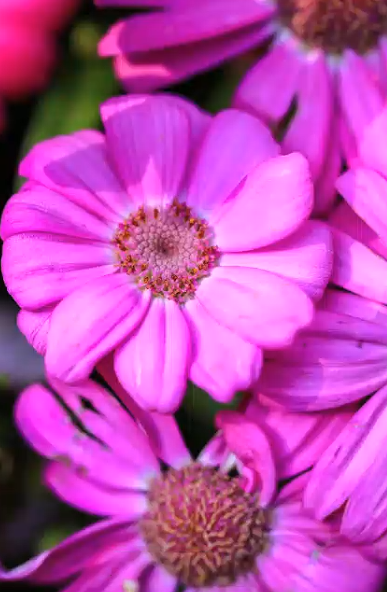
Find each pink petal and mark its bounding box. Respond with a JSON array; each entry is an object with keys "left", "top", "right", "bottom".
[
  {"left": 321, "top": 288, "right": 387, "bottom": 328},
  {"left": 113, "top": 22, "right": 274, "bottom": 93},
  {"left": 337, "top": 167, "right": 387, "bottom": 246},
  {"left": 1, "top": 184, "right": 112, "bottom": 242},
  {"left": 338, "top": 50, "right": 384, "bottom": 144},
  {"left": 235, "top": 37, "right": 302, "bottom": 121},
  {"left": 330, "top": 200, "right": 387, "bottom": 260},
  {"left": 2, "top": 233, "right": 114, "bottom": 309},
  {"left": 100, "top": 95, "right": 190, "bottom": 208},
  {"left": 16, "top": 383, "right": 158, "bottom": 490},
  {"left": 97, "top": 0, "right": 165, "bottom": 5},
  {"left": 313, "top": 118, "right": 341, "bottom": 217},
  {"left": 47, "top": 377, "right": 161, "bottom": 472},
  {"left": 45, "top": 462, "right": 148, "bottom": 517},
  {"left": 186, "top": 108, "right": 279, "bottom": 214},
  {"left": 17, "top": 307, "right": 53, "bottom": 355},
  {"left": 19, "top": 130, "right": 128, "bottom": 221},
  {"left": 216, "top": 410, "right": 276, "bottom": 506},
  {"left": 197, "top": 431, "right": 233, "bottom": 469},
  {"left": 246, "top": 395, "right": 354, "bottom": 480},
  {"left": 114, "top": 298, "right": 191, "bottom": 413},
  {"left": 45, "top": 274, "right": 150, "bottom": 382},
  {"left": 287, "top": 544, "right": 385, "bottom": 592},
  {"left": 184, "top": 298, "right": 263, "bottom": 402},
  {"left": 98, "top": 355, "right": 192, "bottom": 469},
  {"left": 65, "top": 549, "right": 152, "bottom": 592},
  {"left": 0, "top": 519, "right": 131, "bottom": 582},
  {"left": 213, "top": 154, "right": 313, "bottom": 252},
  {"left": 276, "top": 473, "right": 311, "bottom": 504},
  {"left": 282, "top": 51, "right": 333, "bottom": 181},
  {"left": 220, "top": 221, "right": 332, "bottom": 301},
  {"left": 258, "top": 335, "right": 387, "bottom": 411},
  {"left": 305, "top": 385, "right": 387, "bottom": 544},
  {"left": 142, "top": 565, "right": 177, "bottom": 592},
  {"left": 331, "top": 228, "right": 387, "bottom": 303},
  {"left": 197, "top": 266, "right": 314, "bottom": 348},
  {"left": 99, "top": 0, "right": 274, "bottom": 54},
  {"left": 358, "top": 105, "right": 387, "bottom": 172}
]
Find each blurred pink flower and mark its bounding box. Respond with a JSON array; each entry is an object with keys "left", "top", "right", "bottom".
[
  {"left": 1, "top": 94, "right": 332, "bottom": 412},
  {"left": 0, "top": 378, "right": 383, "bottom": 591},
  {"left": 0, "top": 0, "right": 79, "bottom": 117},
  {"left": 251, "top": 107, "right": 387, "bottom": 412},
  {"left": 304, "top": 384, "right": 387, "bottom": 561},
  {"left": 96, "top": 0, "right": 387, "bottom": 216}
]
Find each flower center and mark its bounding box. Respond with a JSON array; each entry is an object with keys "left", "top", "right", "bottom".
[
  {"left": 113, "top": 200, "right": 219, "bottom": 304},
  {"left": 139, "top": 463, "right": 268, "bottom": 588},
  {"left": 276, "top": 0, "right": 387, "bottom": 54}
]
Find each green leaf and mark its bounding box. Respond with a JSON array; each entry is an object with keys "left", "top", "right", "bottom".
[
  {"left": 183, "top": 382, "right": 244, "bottom": 427},
  {"left": 36, "top": 522, "right": 80, "bottom": 553}
]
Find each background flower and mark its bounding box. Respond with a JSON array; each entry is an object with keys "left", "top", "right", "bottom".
[
  {"left": 97, "top": 0, "right": 387, "bottom": 216},
  {"left": 0, "top": 0, "right": 80, "bottom": 112}
]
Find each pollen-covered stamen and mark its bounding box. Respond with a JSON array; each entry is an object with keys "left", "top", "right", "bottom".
[
  {"left": 276, "top": 0, "right": 387, "bottom": 54},
  {"left": 139, "top": 463, "right": 268, "bottom": 588},
  {"left": 113, "top": 199, "right": 219, "bottom": 303}
]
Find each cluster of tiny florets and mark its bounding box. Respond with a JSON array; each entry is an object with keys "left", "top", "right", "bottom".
[{"left": 113, "top": 199, "right": 219, "bottom": 304}]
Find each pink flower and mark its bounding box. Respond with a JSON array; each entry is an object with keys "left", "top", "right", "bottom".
[
  {"left": 1, "top": 377, "right": 383, "bottom": 591},
  {"left": 1, "top": 94, "right": 332, "bottom": 412},
  {"left": 251, "top": 107, "right": 387, "bottom": 412},
  {"left": 304, "top": 384, "right": 387, "bottom": 560},
  {"left": 0, "top": 0, "right": 80, "bottom": 117},
  {"left": 96, "top": 0, "right": 385, "bottom": 215}
]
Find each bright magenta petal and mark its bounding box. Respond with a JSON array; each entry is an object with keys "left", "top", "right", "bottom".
[
  {"left": 197, "top": 266, "right": 314, "bottom": 348},
  {"left": 331, "top": 228, "right": 387, "bottom": 304},
  {"left": 45, "top": 462, "right": 147, "bottom": 517},
  {"left": 112, "top": 23, "right": 273, "bottom": 93},
  {"left": 216, "top": 410, "right": 277, "bottom": 507},
  {"left": 186, "top": 108, "right": 279, "bottom": 214},
  {"left": 1, "top": 184, "right": 112, "bottom": 242},
  {"left": 282, "top": 51, "right": 332, "bottom": 182},
  {"left": 2, "top": 233, "right": 114, "bottom": 309},
  {"left": 337, "top": 167, "right": 387, "bottom": 246},
  {"left": 220, "top": 221, "right": 333, "bottom": 301},
  {"left": 100, "top": 95, "right": 190, "bottom": 208},
  {"left": 99, "top": 0, "right": 273, "bottom": 54},
  {"left": 17, "top": 307, "right": 53, "bottom": 355},
  {"left": 19, "top": 131, "right": 128, "bottom": 221},
  {"left": 185, "top": 298, "right": 262, "bottom": 402},
  {"left": 235, "top": 37, "right": 302, "bottom": 121},
  {"left": 213, "top": 154, "right": 313, "bottom": 252},
  {"left": 0, "top": 519, "right": 132, "bottom": 582},
  {"left": 115, "top": 299, "right": 191, "bottom": 413},
  {"left": 45, "top": 274, "right": 150, "bottom": 382}
]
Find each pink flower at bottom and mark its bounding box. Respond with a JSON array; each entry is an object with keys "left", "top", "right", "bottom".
[
  {"left": 0, "top": 378, "right": 383, "bottom": 592},
  {"left": 96, "top": 0, "right": 387, "bottom": 215},
  {"left": 1, "top": 94, "right": 332, "bottom": 412}
]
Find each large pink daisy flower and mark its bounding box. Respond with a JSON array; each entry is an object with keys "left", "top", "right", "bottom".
[
  {"left": 0, "top": 376, "right": 383, "bottom": 591},
  {"left": 1, "top": 95, "right": 332, "bottom": 412},
  {"left": 97, "top": 0, "right": 387, "bottom": 215}
]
